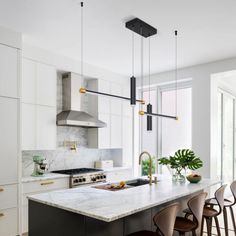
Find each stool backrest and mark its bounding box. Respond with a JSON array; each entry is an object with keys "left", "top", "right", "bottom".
[
  {"left": 153, "top": 203, "right": 179, "bottom": 236},
  {"left": 230, "top": 181, "right": 236, "bottom": 204},
  {"left": 215, "top": 184, "right": 227, "bottom": 214},
  {"left": 188, "top": 192, "right": 208, "bottom": 233}
]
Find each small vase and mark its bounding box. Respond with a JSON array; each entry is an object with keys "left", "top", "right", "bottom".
[{"left": 172, "top": 169, "right": 185, "bottom": 183}]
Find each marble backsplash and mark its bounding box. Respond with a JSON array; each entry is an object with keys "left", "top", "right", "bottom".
[
  {"left": 22, "top": 148, "right": 122, "bottom": 177},
  {"left": 22, "top": 73, "right": 123, "bottom": 176}
]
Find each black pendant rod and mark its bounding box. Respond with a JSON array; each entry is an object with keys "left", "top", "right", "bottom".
[
  {"left": 140, "top": 111, "right": 178, "bottom": 120},
  {"left": 80, "top": 88, "right": 145, "bottom": 104}
]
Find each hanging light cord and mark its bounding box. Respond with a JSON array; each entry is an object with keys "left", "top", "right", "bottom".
[
  {"left": 148, "top": 36, "right": 151, "bottom": 104},
  {"left": 175, "top": 30, "right": 178, "bottom": 118},
  {"left": 132, "top": 31, "right": 134, "bottom": 76},
  {"left": 81, "top": 2, "right": 84, "bottom": 79},
  {"left": 141, "top": 27, "right": 144, "bottom": 103}
]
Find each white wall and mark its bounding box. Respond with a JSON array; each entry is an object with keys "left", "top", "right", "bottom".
[{"left": 137, "top": 57, "right": 236, "bottom": 178}]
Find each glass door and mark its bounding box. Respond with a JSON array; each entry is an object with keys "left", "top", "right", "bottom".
[{"left": 218, "top": 90, "right": 236, "bottom": 185}]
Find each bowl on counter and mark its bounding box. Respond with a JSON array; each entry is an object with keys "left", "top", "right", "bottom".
[{"left": 186, "top": 174, "right": 202, "bottom": 183}]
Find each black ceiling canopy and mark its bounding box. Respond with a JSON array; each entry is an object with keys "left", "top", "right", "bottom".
[{"left": 126, "top": 18, "right": 157, "bottom": 38}]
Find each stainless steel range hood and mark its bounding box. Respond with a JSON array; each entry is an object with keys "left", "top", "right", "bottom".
[{"left": 57, "top": 73, "right": 106, "bottom": 128}]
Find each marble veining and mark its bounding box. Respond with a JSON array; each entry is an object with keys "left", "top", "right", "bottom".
[
  {"left": 22, "top": 173, "right": 69, "bottom": 183},
  {"left": 28, "top": 176, "right": 220, "bottom": 222}
]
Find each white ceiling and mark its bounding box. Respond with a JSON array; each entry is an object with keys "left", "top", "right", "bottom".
[{"left": 1, "top": 0, "right": 236, "bottom": 76}]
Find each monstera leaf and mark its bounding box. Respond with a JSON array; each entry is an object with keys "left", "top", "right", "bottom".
[{"left": 158, "top": 149, "right": 203, "bottom": 171}]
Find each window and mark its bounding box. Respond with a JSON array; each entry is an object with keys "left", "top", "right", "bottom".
[{"left": 140, "top": 85, "right": 192, "bottom": 176}]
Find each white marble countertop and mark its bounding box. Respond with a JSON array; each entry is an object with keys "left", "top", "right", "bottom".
[
  {"left": 28, "top": 175, "right": 219, "bottom": 222},
  {"left": 22, "top": 173, "right": 69, "bottom": 183}
]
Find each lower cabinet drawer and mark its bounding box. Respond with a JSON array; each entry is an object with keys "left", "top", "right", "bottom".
[
  {"left": 0, "top": 184, "right": 17, "bottom": 210},
  {"left": 22, "top": 177, "right": 69, "bottom": 194},
  {"left": 0, "top": 208, "right": 17, "bottom": 236}
]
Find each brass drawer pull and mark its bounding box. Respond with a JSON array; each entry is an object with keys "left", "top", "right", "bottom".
[
  {"left": 40, "top": 181, "right": 54, "bottom": 186},
  {"left": 0, "top": 188, "right": 4, "bottom": 192},
  {"left": 0, "top": 213, "right": 4, "bottom": 217}
]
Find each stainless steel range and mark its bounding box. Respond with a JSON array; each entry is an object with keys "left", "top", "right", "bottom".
[{"left": 52, "top": 168, "right": 106, "bottom": 188}]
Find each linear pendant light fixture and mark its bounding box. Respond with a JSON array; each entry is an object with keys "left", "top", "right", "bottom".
[
  {"left": 79, "top": 3, "right": 144, "bottom": 105},
  {"left": 139, "top": 30, "right": 179, "bottom": 121},
  {"left": 147, "top": 36, "right": 152, "bottom": 131}
]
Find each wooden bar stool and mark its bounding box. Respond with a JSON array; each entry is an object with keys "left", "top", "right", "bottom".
[
  {"left": 174, "top": 192, "right": 207, "bottom": 236},
  {"left": 205, "top": 181, "right": 236, "bottom": 235},
  {"left": 128, "top": 203, "right": 179, "bottom": 236},
  {"left": 184, "top": 184, "right": 227, "bottom": 236}
]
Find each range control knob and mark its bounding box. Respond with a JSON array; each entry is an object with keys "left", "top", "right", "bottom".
[
  {"left": 73, "top": 179, "right": 79, "bottom": 183},
  {"left": 82, "top": 178, "right": 86, "bottom": 182},
  {"left": 79, "top": 179, "right": 82, "bottom": 182},
  {"left": 91, "top": 177, "right": 96, "bottom": 181},
  {"left": 96, "top": 176, "right": 100, "bottom": 179},
  {"left": 103, "top": 175, "right": 106, "bottom": 179}
]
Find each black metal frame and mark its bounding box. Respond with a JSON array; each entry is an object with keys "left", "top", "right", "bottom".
[
  {"left": 126, "top": 18, "right": 157, "bottom": 38},
  {"left": 85, "top": 89, "right": 144, "bottom": 104},
  {"left": 144, "top": 111, "right": 177, "bottom": 120}
]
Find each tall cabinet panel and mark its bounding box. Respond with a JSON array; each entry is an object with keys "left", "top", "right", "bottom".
[
  {"left": 21, "top": 58, "right": 57, "bottom": 150},
  {"left": 0, "top": 27, "right": 21, "bottom": 236},
  {"left": 0, "top": 97, "right": 18, "bottom": 185},
  {"left": 0, "top": 44, "right": 19, "bottom": 98}
]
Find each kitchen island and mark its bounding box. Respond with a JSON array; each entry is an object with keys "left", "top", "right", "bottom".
[{"left": 28, "top": 176, "right": 219, "bottom": 236}]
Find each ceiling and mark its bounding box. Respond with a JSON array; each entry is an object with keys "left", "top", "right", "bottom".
[{"left": 1, "top": 0, "right": 236, "bottom": 76}]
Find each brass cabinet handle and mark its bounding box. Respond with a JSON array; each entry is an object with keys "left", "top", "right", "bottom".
[
  {"left": 0, "top": 188, "right": 4, "bottom": 192},
  {"left": 40, "top": 181, "right": 54, "bottom": 186},
  {"left": 0, "top": 213, "right": 4, "bottom": 217}
]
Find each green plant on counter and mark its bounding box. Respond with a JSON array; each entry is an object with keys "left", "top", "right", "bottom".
[
  {"left": 142, "top": 157, "right": 156, "bottom": 176},
  {"left": 158, "top": 149, "right": 203, "bottom": 174}
]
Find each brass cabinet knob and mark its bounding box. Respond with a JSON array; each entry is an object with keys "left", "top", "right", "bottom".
[
  {"left": 0, "top": 188, "right": 4, "bottom": 192},
  {"left": 0, "top": 213, "right": 4, "bottom": 217}
]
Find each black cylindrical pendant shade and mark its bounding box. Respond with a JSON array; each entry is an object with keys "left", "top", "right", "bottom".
[
  {"left": 147, "top": 103, "right": 152, "bottom": 131},
  {"left": 130, "top": 76, "right": 136, "bottom": 105}
]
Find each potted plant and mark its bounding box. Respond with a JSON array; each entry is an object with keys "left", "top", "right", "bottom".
[{"left": 158, "top": 149, "right": 203, "bottom": 182}]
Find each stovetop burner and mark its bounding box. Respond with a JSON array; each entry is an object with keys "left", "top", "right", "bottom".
[{"left": 52, "top": 168, "right": 103, "bottom": 175}]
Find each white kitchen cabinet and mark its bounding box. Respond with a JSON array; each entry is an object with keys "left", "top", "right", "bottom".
[
  {"left": 98, "top": 79, "right": 110, "bottom": 114},
  {"left": 22, "top": 58, "right": 57, "bottom": 107},
  {"left": 22, "top": 103, "right": 36, "bottom": 150},
  {"left": 22, "top": 58, "right": 36, "bottom": 104},
  {"left": 98, "top": 113, "right": 110, "bottom": 148},
  {"left": 122, "top": 116, "right": 133, "bottom": 167},
  {"left": 0, "top": 97, "right": 18, "bottom": 185},
  {"left": 36, "top": 63, "right": 56, "bottom": 107},
  {"left": 36, "top": 105, "right": 56, "bottom": 150},
  {"left": 22, "top": 104, "right": 56, "bottom": 150},
  {"left": 0, "top": 44, "right": 19, "bottom": 98},
  {"left": 110, "top": 114, "right": 122, "bottom": 148},
  {"left": 110, "top": 82, "right": 122, "bottom": 115},
  {"left": 0, "top": 208, "right": 18, "bottom": 236}
]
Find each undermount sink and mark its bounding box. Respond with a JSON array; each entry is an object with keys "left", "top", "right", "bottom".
[{"left": 126, "top": 178, "right": 151, "bottom": 187}]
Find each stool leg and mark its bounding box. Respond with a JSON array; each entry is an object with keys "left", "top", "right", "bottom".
[
  {"left": 179, "top": 232, "right": 185, "bottom": 236},
  {"left": 229, "top": 206, "right": 236, "bottom": 233},
  {"left": 192, "top": 230, "right": 196, "bottom": 236},
  {"left": 201, "top": 217, "right": 205, "bottom": 236},
  {"left": 206, "top": 218, "right": 212, "bottom": 236},
  {"left": 223, "top": 207, "right": 229, "bottom": 236},
  {"left": 214, "top": 216, "right": 221, "bottom": 236}
]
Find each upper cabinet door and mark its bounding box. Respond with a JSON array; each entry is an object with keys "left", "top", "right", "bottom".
[
  {"left": 98, "top": 79, "right": 110, "bottom": 114},
  {"left": 110, "top": 83, "right": 122, "bottom": 115},
  {"left": 0, "top": 44, "right": 18, "bottom": 98},
  {"left": 0, "top": 97, "right": 18, "bottom": 185},
  {"left": 22, "top": 59, "right": 36, "bottom": 104},
  {"left": 21, "top": 103, "right": 36, "bottom": 150},
  {"left": 36, "top": 63, "right": 56, "bottom": 107},
  {"left": 36, "top": 105, "right": 56, "bottom": 150}
]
